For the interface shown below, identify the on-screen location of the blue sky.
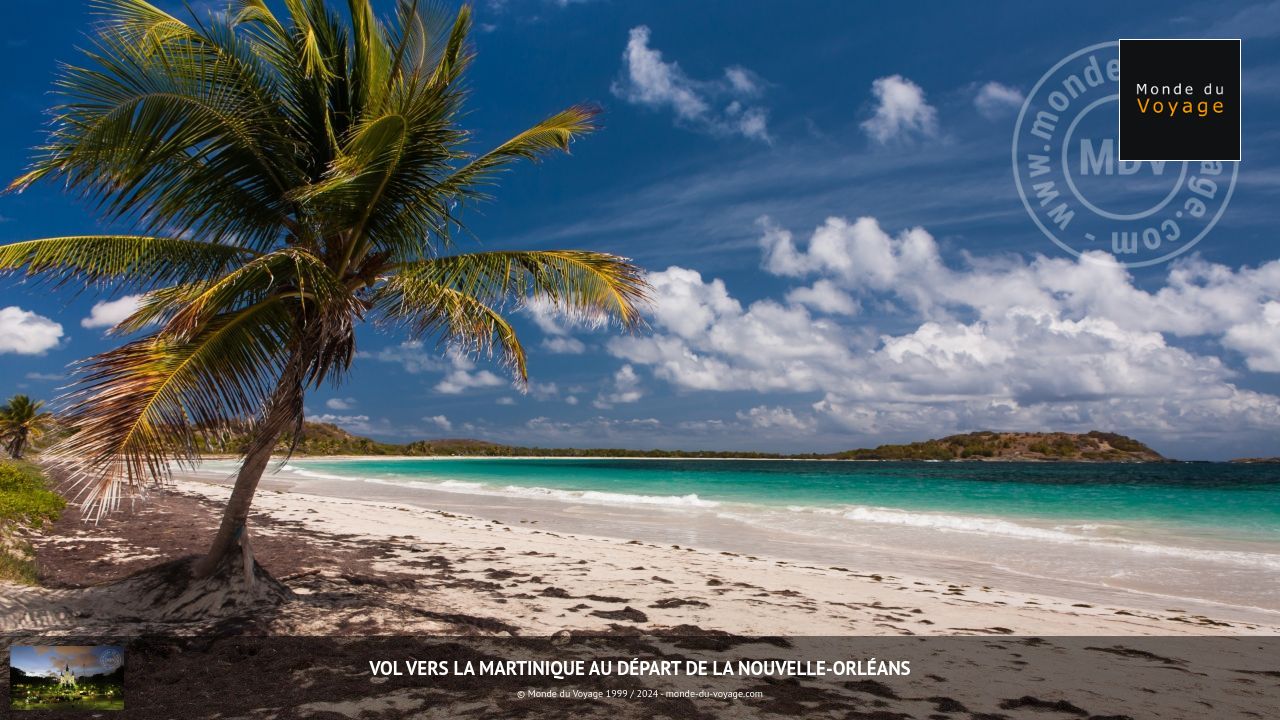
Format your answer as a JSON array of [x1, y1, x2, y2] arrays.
[[3, 1, 1280, 459], [9, 645, 122, 677]]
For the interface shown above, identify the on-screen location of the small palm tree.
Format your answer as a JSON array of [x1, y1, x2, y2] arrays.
[[0, 0, 647, 582], [0, 395, 55, 459]]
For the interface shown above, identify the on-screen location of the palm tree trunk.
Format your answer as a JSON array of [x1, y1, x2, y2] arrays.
[[191, 349, 307, 579], [11, 431, 26, 459]]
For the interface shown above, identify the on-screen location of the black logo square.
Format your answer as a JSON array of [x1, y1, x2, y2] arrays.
[[1119, 39, 1240, 161]]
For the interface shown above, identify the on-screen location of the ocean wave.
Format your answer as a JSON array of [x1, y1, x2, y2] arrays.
[[438, 480, 485, 491], [814, 505, 1088, 543], [784, 504, 1280, 570], [496, 484, 719, 508], [276, 464, 354, 482], [274, 463, 718, 508]]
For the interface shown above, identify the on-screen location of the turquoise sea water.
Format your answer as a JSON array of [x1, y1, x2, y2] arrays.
[[234, 457, 1280, 611], [287, 458, 1280, 545]]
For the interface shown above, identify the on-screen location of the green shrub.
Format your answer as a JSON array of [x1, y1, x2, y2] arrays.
[[0, 461, 65, 528], [0, 461, 64, 584]]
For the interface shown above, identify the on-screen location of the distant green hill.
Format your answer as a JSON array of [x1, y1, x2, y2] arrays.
[[832, 431, 1163, 462], [198, 423, 1163, 462]]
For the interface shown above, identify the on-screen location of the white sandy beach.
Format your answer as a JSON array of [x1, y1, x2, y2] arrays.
[[4, 464, 1276, 638], [164, 469, 1280, 636]]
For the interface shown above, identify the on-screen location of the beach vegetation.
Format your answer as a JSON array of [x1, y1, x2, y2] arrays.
[[0, 460, 64, 583]]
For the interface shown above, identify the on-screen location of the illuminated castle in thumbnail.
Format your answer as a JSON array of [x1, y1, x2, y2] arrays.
[[57, 664, 77, 688]]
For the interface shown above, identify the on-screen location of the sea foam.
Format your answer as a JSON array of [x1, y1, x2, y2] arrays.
[[783, 504, 1280, 570], [276, 463, 718, 508]]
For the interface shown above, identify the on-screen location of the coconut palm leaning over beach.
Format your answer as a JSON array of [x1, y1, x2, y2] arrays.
[[0, 395, 55, 459], [0, 0, 648, 601]]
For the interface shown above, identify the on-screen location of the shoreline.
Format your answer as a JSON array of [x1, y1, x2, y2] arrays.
[[188, 473, 1280, 633], [6, 465, 1274, 638], [228, 457, 1280, 617], [168, 468, 1279, 634]]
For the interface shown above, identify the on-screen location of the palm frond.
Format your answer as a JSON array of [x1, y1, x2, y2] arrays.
[[51, 299, 299, 517], [0, 235, 256, 292], [377, 281, 527, 381], [374, 250, 648, 382], [425, 3, 473, 89], [346, 0, 393, 114], [11, 1, 301, 248], [97, 0, 193, 50], [110, 283, 203, 335], [438, 104, 600, 199], [389, 250, 648, 324], [233, 0, 349, 182], [153, 247, 353, 340]]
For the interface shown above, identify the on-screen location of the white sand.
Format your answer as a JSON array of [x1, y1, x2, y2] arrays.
[[180, 474, 1280, 637]]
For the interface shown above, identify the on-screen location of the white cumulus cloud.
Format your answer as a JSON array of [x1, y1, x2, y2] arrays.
[[612, 25, 771, 142], [861, 75, 938, 143], [737, 405, 816, 431], [435, 350, 506, 394], [0, 306, 63, 355], [593, 364, 645, 408], [525, 297, 597, 354], [974, 81, 1024, 119], [307, 413, 372, 432], [522, 415, 663, 444], [1222, 301, 1280, 371], [364, 340, 444, 374], [608, 216, 1280, 451], [81, 294, 143, 329], [425, 414, 453, 432], [543, 336, 586, 354], [785, 279, 859, 315]]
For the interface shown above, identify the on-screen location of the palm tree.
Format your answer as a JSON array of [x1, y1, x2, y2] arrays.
[[0, 395, 55, 459], [0, 0, 648, 582]]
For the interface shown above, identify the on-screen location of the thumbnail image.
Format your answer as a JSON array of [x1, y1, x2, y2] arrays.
[[8, 645, 124, 711]]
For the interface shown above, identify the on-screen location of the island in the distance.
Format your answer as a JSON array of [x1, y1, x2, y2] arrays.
[[198, 425, 1167, 462]]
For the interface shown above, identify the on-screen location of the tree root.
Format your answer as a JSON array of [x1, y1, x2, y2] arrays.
[[111, 550, 293, 623]]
